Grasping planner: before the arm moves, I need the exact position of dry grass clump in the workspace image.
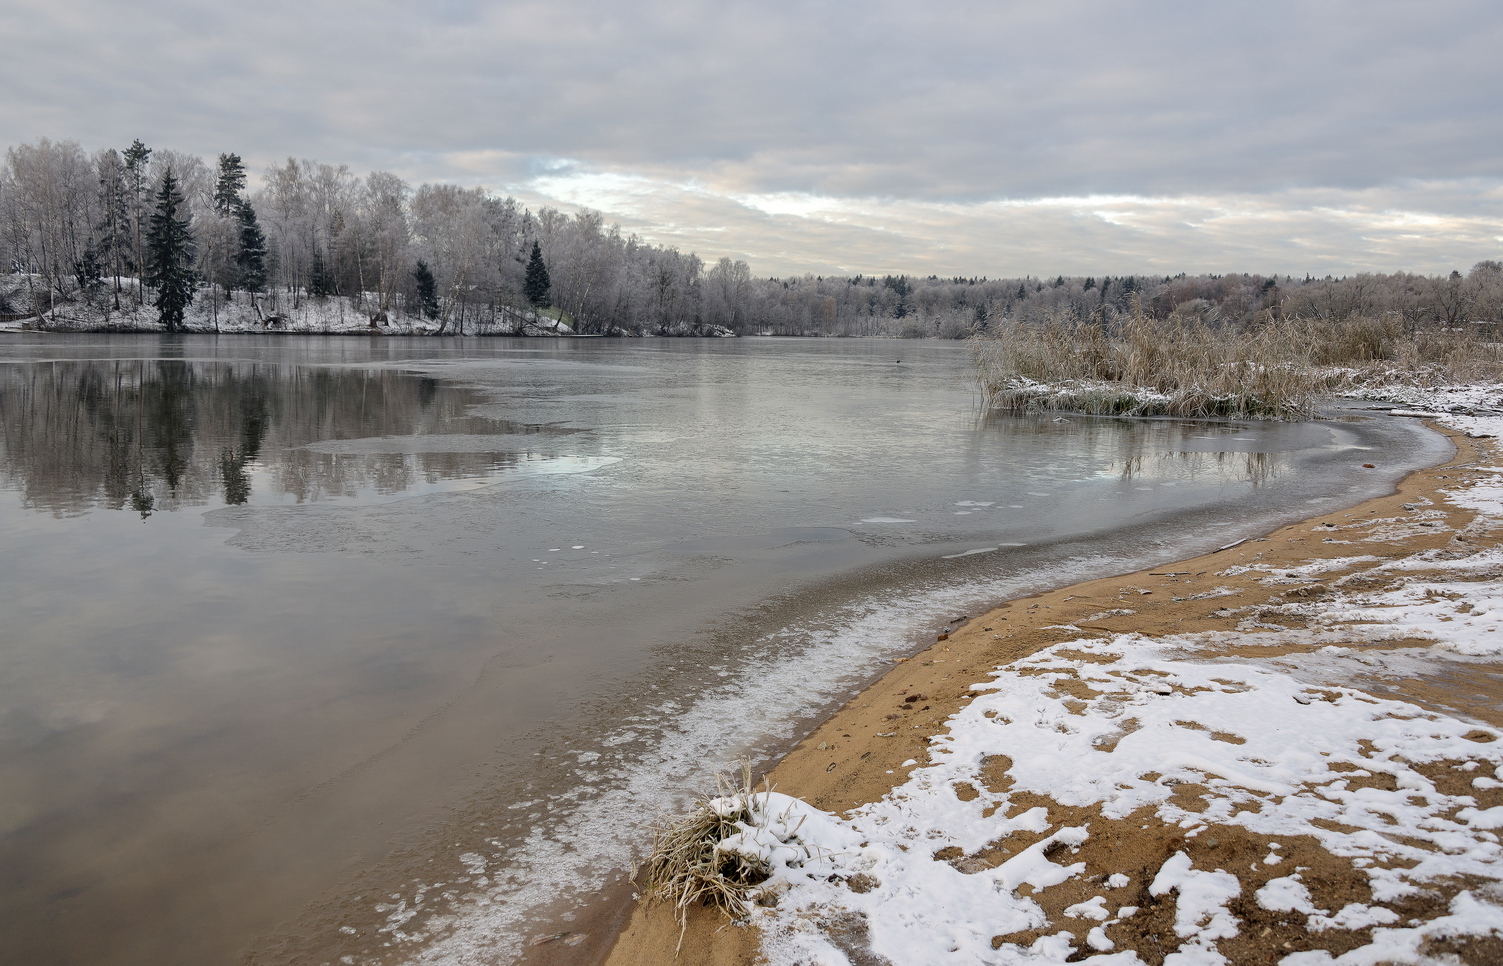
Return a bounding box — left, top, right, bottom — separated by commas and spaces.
973, 308, 1322, 418
1348, 325, 1503, 387
973, 307, 1503, 418
638, 764, 784, 937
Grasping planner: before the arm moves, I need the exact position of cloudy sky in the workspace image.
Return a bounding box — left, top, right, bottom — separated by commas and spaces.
3, 0, 1500, 277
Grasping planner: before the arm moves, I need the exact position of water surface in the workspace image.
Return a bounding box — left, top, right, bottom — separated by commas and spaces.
0, 335, 1446, 965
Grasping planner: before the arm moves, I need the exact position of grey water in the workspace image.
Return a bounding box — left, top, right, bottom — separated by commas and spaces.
0, 335, 1447, 966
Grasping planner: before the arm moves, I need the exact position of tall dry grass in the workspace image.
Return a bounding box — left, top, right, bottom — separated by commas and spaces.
972, 307, 1503, 419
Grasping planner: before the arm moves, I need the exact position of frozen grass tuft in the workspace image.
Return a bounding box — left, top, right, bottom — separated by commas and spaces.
639, 763, 779, 936
638, 762, 845, 949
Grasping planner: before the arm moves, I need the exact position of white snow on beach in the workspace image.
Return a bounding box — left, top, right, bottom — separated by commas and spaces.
720, 389, 1503, 965
744, 632, 1503, 964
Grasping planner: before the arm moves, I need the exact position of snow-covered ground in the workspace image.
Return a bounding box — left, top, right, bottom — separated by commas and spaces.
0, 275, 738, 337
0, 278, 571, 335
711, 388, 1503, 965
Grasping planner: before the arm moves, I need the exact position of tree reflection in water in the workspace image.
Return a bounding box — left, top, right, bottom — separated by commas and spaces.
0, 360, 553, 516
976, 410, 1285, 487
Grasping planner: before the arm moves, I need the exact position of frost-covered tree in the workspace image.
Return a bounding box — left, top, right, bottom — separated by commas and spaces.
705, 256, 752, 330
410, 183, 506, 333
122, 140, 151, 304
2, 139, 97, 320
337, 171, 410, 319
93, 149, 133, 304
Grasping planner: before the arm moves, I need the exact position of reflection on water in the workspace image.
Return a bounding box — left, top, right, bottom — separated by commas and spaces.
0, 361, 578, 516
978, 411, 1285, 486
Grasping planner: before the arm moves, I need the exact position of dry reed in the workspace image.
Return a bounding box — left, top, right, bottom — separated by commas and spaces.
972, 307, 1503, 419
638, 763, 781, 944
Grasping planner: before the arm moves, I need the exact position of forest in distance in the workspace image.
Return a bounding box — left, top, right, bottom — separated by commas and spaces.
4, 137, 1503, 338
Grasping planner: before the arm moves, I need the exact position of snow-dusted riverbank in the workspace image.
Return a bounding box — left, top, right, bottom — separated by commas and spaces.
0, 276, 738, 337
641, 388, 1503, 965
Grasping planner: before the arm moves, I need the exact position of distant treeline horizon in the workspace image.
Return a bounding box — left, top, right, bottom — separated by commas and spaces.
3, 138, 1501, 337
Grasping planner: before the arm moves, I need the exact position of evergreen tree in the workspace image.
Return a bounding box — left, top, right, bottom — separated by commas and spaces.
235, 200, 267, 292
413, 260, 439, 319
523, 240, 552, 309
74, 247, 104, 296
214, 153, 247, 214
309, 249, 334, 298
144, 168, 197, 331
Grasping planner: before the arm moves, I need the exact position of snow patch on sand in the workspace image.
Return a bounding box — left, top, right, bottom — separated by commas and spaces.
739, 400, 1503, 965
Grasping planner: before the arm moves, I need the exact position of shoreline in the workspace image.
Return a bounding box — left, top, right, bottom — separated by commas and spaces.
599, 420, 1503, 965
0, 322, 949, 340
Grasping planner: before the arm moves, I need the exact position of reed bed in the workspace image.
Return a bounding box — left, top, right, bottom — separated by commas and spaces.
972, 309, 1503, 419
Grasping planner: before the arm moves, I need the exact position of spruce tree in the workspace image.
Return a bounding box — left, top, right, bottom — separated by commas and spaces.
235, 201, 267, 292
413, 260, 439, 319
74, 247, 104, 295
214, 153, 246, 214
523, 241, 552, 309
309, 249, 334, 298
144, 168, 197, 331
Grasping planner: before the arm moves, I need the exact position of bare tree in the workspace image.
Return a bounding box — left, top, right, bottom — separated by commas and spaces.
3, 139, 95, 322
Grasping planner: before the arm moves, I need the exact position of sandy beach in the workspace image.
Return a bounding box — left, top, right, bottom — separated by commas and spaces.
599, 416, 1503, 965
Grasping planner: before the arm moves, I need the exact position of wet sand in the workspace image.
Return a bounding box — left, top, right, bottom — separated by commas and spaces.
598, 423, 1502, 964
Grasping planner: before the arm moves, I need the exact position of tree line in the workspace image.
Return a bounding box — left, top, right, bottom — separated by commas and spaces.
739, 264, 1503, 338
0, 138, 745, 335
3, 137, 1501, 337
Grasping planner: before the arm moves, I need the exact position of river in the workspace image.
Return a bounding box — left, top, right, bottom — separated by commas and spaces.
0, 334, 1447, 965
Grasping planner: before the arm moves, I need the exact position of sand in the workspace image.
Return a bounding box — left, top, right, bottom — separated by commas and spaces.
595, 424, 1503, 965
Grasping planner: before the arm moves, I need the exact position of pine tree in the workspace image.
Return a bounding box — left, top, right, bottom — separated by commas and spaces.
214, 153, 246, 214
144, 168, 197, 331
95, 148, 132, 305
413, 260, 439, 319
123, 139, 152, 306
235, 201, 267, 292
523, 240, 552, 309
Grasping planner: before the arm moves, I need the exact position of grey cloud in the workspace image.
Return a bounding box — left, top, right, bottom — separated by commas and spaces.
2, 0, 1499, 274
5, 0, 1500, 196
